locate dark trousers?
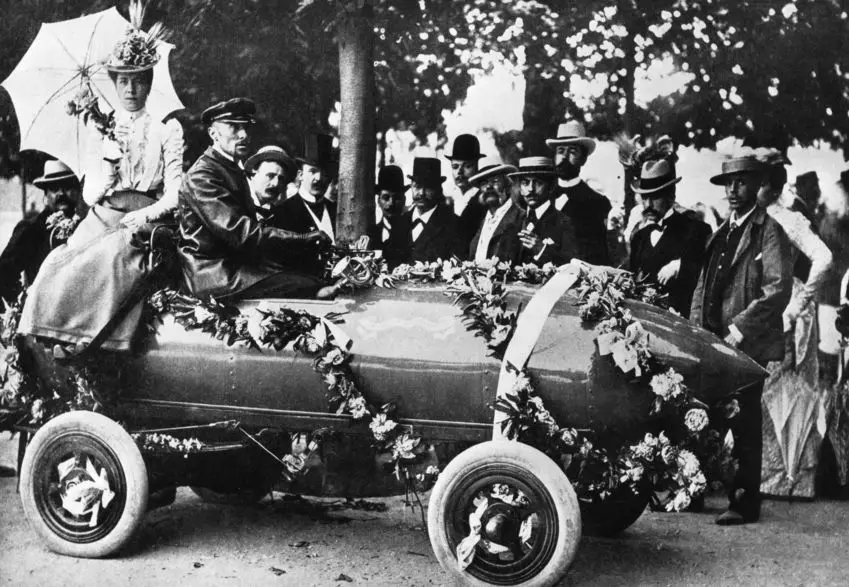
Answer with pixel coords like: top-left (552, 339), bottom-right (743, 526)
top-left (727, 380), bottom-right (764, 516)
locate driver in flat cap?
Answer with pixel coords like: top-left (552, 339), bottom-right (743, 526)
top-left (178, 98), bottom-right (341, 300)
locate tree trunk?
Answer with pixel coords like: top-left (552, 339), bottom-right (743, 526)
top-left (621, 29), bottom-right (637, 217)
top-left (336, 4), bottom-right (376, 245)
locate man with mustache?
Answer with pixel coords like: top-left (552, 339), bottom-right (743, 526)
top-left (510, 157), bottom-right (578, 266)
top-left (628, 159), bottom-right (711, 317)
top-left (368, 165), bottom-right (407, 254)
top-left (387, 157), bottom-right (464, 265)
top-left (0, 160), bottom-right (82, 304)
top-left (446, 134), bottom-right (488, 248)
top-left (690, 155), bottom-right (793, 526)
top-left (245, 145), bottom-right (297, 221)
top-left (467, 155), bottom-right (522, 264)
top-left (179, 98), bottom-right (339, 301)
top-left (547, 121), bottom-right (611, 265)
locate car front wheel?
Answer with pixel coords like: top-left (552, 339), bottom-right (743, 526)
top-left (428, 440), bottom-right (581, 586)
top-left (20, 411), bottom-right (149, 558)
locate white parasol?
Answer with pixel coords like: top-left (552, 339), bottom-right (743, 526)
top-left (0, 7), bottom-right (184, 177)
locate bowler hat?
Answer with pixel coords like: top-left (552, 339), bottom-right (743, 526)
top-left (469, 155), bottom-right (517, 185)
top-left (445, 134), bottom-right (485, 161)
top-left (631, 159), bottom-right (681, 195)
top-left (408, 158), bottom-right (446, 188)
top-left (709, 156), bottom-right (765, 185)
top-left (545, 121), bottom-right (597, 156)
top-left (794, 170), bottom-right (819, 188)
top-left (202, 97), bottom-right (257, 126)
top-left (507, 156), bottom-right (556, 178)
top-left (244, 145), bottom-right (297, 178)
top-left (375, 165), bottom-right (408, 192)
top-left (297, 133), bottom-right (337, 170)
top-left (33, 160), bottom-right (78, 188)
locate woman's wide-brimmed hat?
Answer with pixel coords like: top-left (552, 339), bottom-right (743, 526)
top-left (375, 165), bottom-right (408, 192)
top-left (709, 156), bottom-right (765, 185)
top-left (445, 134), bottom-right (485, 161)
top-left (407, 157), bottom-right (446, 188)
top-left (469, 155), bottom-right (517, 185)
top-left (33, 160), bottom-right (79, 188)
top-left (244, 145), bottom-right (297, 178)
top-left (104, 1), bottom-right (167, 73)
top-left (507, 156), bottom-right (557, 178)
top-left (545, 121), bottom-right (597, 156)
top-left (631, 159), bottom-right (682, 195)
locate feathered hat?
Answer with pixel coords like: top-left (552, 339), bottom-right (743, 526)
top-left (616, 133), bottom-right (678, 174)
top-left (105, 0), bottom-right (168, 73)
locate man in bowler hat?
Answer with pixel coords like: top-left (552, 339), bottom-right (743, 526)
top-left (446, 134), bottom-right (488, 247)
top-left (178, 98), bottom-right (339, 301)
top-left (690, 155), bottom-right (793, 525)
top-left (244, 145), bottom-right (298, 220)
top-left (386, 158), bottom-right (464, 265)
top-left (368, 165), bottom-right (408, 252)
top-left (547, 121), bottom-right (611, 265)
top-left (628, 159), bottom-right (711, 317)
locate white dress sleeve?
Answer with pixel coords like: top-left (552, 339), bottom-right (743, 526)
top-left (139, 118), bottom-right (185, 221)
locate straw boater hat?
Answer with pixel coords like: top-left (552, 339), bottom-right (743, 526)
top-left (375, 165), bottom-right (408, 192)
top-left (469, 155), bottom-right (517, 185)
top-left (709, 156), bottom-right (765, 185)
top-left (105, 1), bottom-right (168, 74)
top-left (33, 160), bottom-right (78, 188)
top-left (545, 121), bottom-right (597, 156)
top-left (508, 156), bottom-right (557, 178)
top-left (631, 159), bottom-right (682, 195)
top-left (244, 145), bottom-right (297, 178)
top-left (408, 158), bottom-right (446, 188)
top-left (445, 134), bottom-right (485, 161)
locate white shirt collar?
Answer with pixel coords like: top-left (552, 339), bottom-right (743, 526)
top-left (412, 204), bottom-right (438, 224)
top-left (486, 198), bottom-right (513, 221)
top-left (298, 191), bottom-right (318, 204)
top-left (532, 200), bottom-right (551, 220)
top-left (557, 177), bottom-right (581, 189)
top-left (730, 205), bottom-right (756, 228)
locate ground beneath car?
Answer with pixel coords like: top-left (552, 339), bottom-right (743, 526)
top-left (1, 434), bottom-right (848, 586)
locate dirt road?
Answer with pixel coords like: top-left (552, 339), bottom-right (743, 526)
top-left (2, 434), bottom-right (848, 586)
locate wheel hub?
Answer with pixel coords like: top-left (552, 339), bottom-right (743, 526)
top-left (480, 502), bottom-right (521, 544)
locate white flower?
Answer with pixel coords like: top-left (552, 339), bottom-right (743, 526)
top-left (348, 396), bottom-right (369, 419)
top-left (661, 445), bottom-right (676, 465)
top-left (369, 413), bottom-right (398, 441)
top-left (684, 408), bottom-right (709, 432)
top-left (666, 490), bottom-right (692, 512)
top-left (676, 449), bottom-right (701, 478)
top-left (620, 464), bottom-right (644, 483)
top-left (193, 306), bottom-right (214, 323)
top-left (649, 368), bottom-right (685, 401)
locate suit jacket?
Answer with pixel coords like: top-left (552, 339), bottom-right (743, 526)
top-left (0, 208), bottom-right (53, 304)
top-left (519, 204), bottom-right (579, 266)
top-left (388, 203), bottom-right (465, 265)
top-left (458, 191), bottom-right (487, 249)
top-left (629, 211), bottom-right (711, 317)
top-left (690, 206), bottom-right (793, 363)
top-left (555, 180), bottom-right (611, 265)
top-left (178, 147), bottom-right (314, 297)
top-left (268, 195), bottom-right (337, 274)
top-left (468, 203), bottom-right (523, 264)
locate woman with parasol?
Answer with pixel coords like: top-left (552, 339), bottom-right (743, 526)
top-left (18, 2), bottom-right (184, 353)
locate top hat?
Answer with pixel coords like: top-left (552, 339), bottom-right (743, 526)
top-left (201, 97), bottom-right (257, 126)
top-left (508, 156), bottom-right (556, 178)
top-left (407, 158), bottom-right (446, 188)
top-left (244, 145), bottom-right (297, 178)
top-left (297, 133), bottom-right (337, 170)
top-left (545, 121), bottom-right (597, 156)
top-left (105, 1), bottom-right (166, 73)
top-left (445, 134), bottom-right (485, 161)
top-left (794, 170), bottom-right (819, 187)
top-left (709, 156), bottom-right (765, 185)
top-left (469, 155), bottom-right (517, 185)
top-left (33, 160), bottom-right (79, 188)
top-left (375, 165), bottom-right (408, 192)
top-left (631, 159), bottom-right (681, 195)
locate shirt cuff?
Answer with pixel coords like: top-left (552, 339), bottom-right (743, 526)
top-left (728, 324), bottom-right (744, 345)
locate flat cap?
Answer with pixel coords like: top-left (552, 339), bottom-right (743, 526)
top-left (201, 97), bottom-right (257, 126)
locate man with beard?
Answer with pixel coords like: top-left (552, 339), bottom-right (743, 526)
top-left (467, 155), bottom-right (522, 264)
top-left (179, 98), bottom-right (339, 301)
top-left (628, 160), bottom-right (710, 317)
top-left (0, 160), bottom-right (82, 305)
top-left (690, 155), bottom-right (792, 526)
top-left (368, 165), bottom-right (407, 254)
top-left (245, 145), bottom-right (297, 221)
top-left (446, 134), bottom-right (487, 247)
top-left (547, 121), bottom-right (611, 265)
top-left (387, 157), bottom-right (464, 264)
top-left (510, 157), bottom-right (578, 266)
top-left (272, 133), bottom-right (338, 274)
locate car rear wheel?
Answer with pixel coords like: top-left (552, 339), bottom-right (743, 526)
top-left (20, 411), bottom-right (148, 558)
top-left (428, 440), bottom-right (581, 586)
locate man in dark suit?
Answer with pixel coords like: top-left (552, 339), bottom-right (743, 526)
top-left (467, 155), bottom-right (522, 264)
top-left (510, 157), bottom-right (578, 266)
top-left (271, 133), bottom-right (338, 274)
top-left (387, 158), bottom-right (464, 265)
top-left (245, 145), bottom-right (297, 221)
top-left (446, 134), bottom-right (487, 248)
top-left (690, 155), bottom-right (793, 526)
top-left (628, 160), bottom-right (711, 317)
top-left (0, 160), bottom-right (82, 304)
top-left (547, 121), bottom-right (611, 265)
top-left (368, 165), bottom-right (407, 252)
top-left (178, 98), bottom-right (339, 301)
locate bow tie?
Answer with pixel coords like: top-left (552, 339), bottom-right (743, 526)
top-left (412, 217), bottom-right (425, 228)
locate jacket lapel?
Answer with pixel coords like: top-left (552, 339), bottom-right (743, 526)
top-left (490, 204), bottom-right (519, 241)
top-left (730, 207), bottom-right (764, 267)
